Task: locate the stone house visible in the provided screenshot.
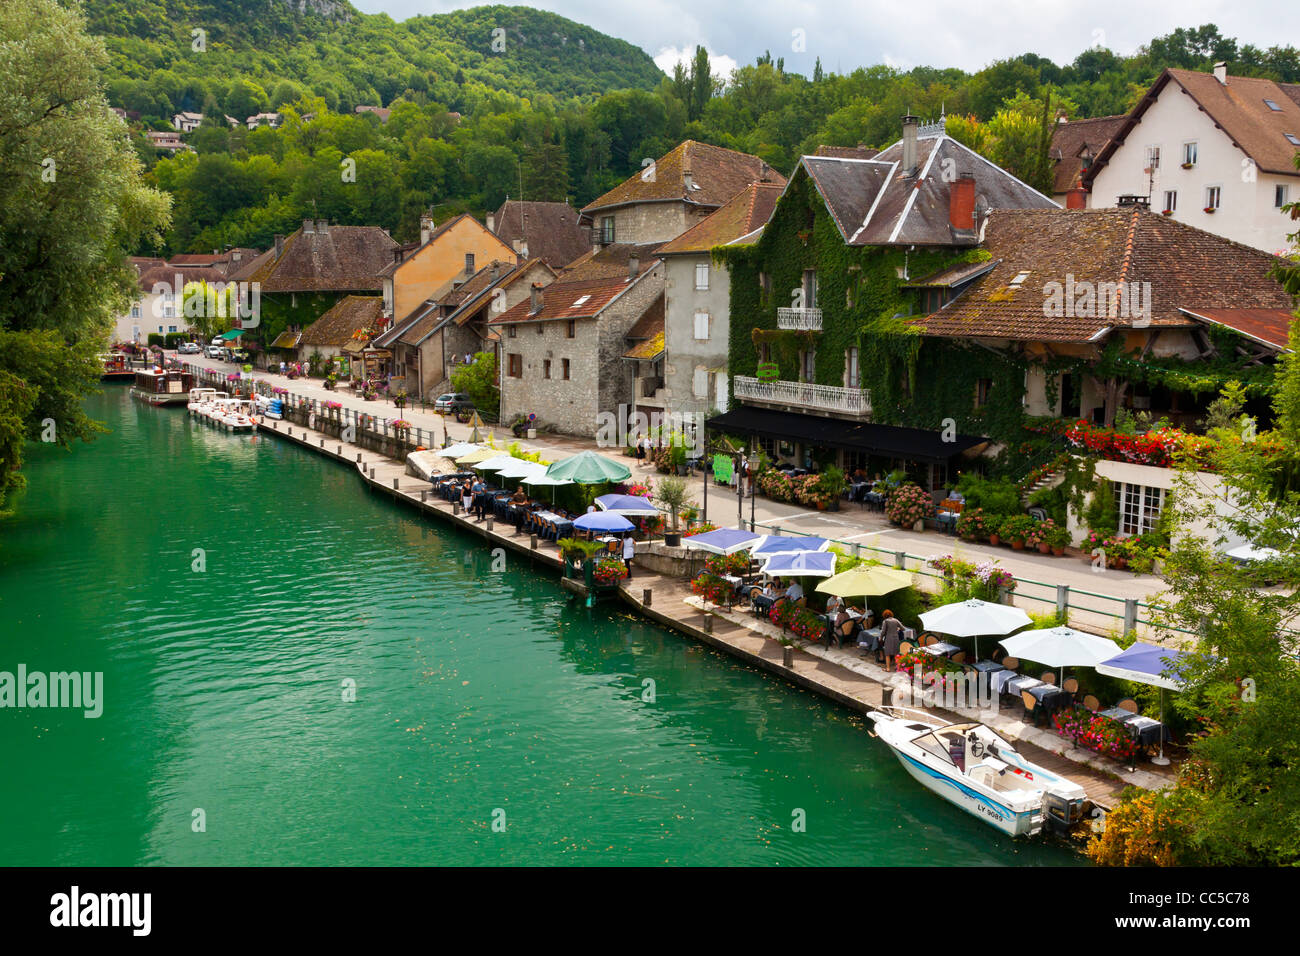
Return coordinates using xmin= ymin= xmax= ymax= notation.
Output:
xmin=488 ymin=259 xmax=665 ymax=436
xmin=651 ymin=180 xmax=784 ymax=429
xmin=298 ymin=296 xmax=385 ymax=366
xmin=579 ymin=139 xmax=785 ymax=247
xmin=375 ymin=258 xmax=554 ymax=399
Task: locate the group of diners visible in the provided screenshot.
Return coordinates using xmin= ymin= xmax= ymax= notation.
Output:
xmin=428 ymin=471 xmax=580 ymax=537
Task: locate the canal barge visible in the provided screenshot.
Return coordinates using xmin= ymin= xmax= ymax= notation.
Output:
xmin=867 ymin=707 xmax=1087 ymax=837
xmin=131 ymin=368 xmax=193 ymax=406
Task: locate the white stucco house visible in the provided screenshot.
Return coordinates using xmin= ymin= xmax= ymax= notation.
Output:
xmin=1084 ymin=64 xmax=1300 ymax=255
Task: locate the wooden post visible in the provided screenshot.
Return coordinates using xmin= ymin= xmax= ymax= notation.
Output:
xmin=454 ymin=501 xmax=461 ymax=515
xmin=421 ymin=490 xmax=427 ymax=502
xmin=486 ymin=517 xmax=494 ymax=532
xmin=369 ymin=466 xmax=376 ymax=479
xmin=703 ymin=614 xmax=713 ymax=634
xmin=643 ymin=588 xmax=652 ymax=606
xmin=356 ymin=453 xmax=362 ymax=463
xmin=530 ymin=534 xmax=538 ymax=549
xmin=392 ymin=478 xmax=399 ymax=490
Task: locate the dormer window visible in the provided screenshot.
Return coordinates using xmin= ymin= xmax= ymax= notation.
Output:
xmin=1009 ymin=270 xmax=1031 ymax=287
xmin=1286 ymin=133 xmax=1300 ymax=147
xmin=1265 ymin=99 xmax=1282 ymax=111
xmin=572 ymin=295 xmax=590 ymax=307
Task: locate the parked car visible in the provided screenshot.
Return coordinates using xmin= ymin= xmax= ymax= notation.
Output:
xmin=433 ymin=392 xmax=475 ymax=414
xmin=204 ymin=344 xmax=224 ymax=359
xmin=177 ymin=341 xmax=201 ymax=355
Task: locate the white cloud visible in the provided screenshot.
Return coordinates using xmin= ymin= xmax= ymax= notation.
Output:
xmin=653 ymin=46 xmax=740 ymax=82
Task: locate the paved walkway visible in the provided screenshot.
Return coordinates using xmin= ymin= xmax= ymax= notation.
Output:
xmin=182 ymin=354 xmax=1170 ymax=638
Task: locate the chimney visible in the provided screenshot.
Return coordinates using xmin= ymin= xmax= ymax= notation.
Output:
xmin=486 ymin=212 xmax=496 ymax=232
xmin=302 ymin=219 xmax=314 ymax=234
xmin=1213 ymin=61 xmax=1227 ymax=85
xmin=529 ymin=282 xmax=543 ymax=313
xmin=683 ymin=169 xmax=693 ymax=191
xmin=518 ymin=241 xmax=528 ymax=259
xmin=628 ymin=254 xmax=640 ymax=280
xmin=274 ymin=234 xmax=284 ymax=257
xmin=1066 ymin=183 xmax=1088 ymax=209
xmin=949 ymin=174 xmax=976 ymax=231
xmin=316 ymin=219 xmax=328 ymax=234
xmin=901 ymin=114 xmax=920 ymax=176
xmin=491 ymin=261 xmax=501 ymax=279
xmin=760 ymin=162 xmax=772 ymax=183
xmin=420 ymin=215 xmax=434 ymax=245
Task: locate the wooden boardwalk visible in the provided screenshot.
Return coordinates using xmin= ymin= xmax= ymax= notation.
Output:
xmin=257 ymin=415 xmax=1152 ymax=812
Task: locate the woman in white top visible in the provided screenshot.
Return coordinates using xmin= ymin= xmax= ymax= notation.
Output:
xmin=622 ymin=534 xmax=636 ymax=578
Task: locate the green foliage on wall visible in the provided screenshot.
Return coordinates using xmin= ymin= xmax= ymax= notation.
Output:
xmin=720 ymin=167 xmax=1028 ymax=444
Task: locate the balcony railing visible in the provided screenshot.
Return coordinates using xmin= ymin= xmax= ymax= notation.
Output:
xmin=734 ymin=375 xmax=872 ymax=418
xmin=777 ymin=307 xmax=823 ymax=331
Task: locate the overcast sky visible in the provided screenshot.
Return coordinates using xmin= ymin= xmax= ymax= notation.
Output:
xmin=353 ymin=1 xmax=1300 ymax=80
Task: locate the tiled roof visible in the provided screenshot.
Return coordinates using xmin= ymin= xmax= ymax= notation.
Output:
xmin=1086 ymin=69 xmax=1300 ymax=182
xmin=442 ymin=259 xmax=554 ymax=332
xmin=623 ymin=294 xmax=665 ymax=359
xmin=487 ymin=275 xmax=638 ymax=325
xmin=814 ymin=144 xmax=880 ymax=160
xmin=656 ymin=182 xmax=784 ymax=255
xmin=229 ymin=225 xmax=398 ymax=292
xmin=581 ymin=140 xmax=786 ymax=215
xmin=299 ymin=296 xmax=384 ymax=347
xmin=802 ymin=133 xmax=1058 ymax=249
xmin=913 ymin=208 xmax=1293 ymax=343
xmin=902 ymin=259 xmax=999 ymax=288
xmin=268 ymin=330 xmax=302 ymax=350
xmin=136 ymin=264 xmax=226 ymax=292
xmin=1049 ymin=115 xmax=1126 ymax=194
xmin=492 ymin=200 xmax=591 ymax=268
xmin=557 ymin=242 xmax=663 ymax=282
xmin=1180 ymin=308 xmax=1296 ymax=351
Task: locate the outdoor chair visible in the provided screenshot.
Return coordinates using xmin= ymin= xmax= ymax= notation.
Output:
xmin=919 ymin=633 xmax=935 ymax=647
xmin=1063 ymin=677 xmax=1079 ymax=697
xmin=1040 ymin=672 xmax=1056 ymax=685
xmin=1021 ymin=690 xmax=1044 ymax=727
xmin=1001 ymin=657 xmax=1020 ymax=671
xmin=1117 ymin=698 xmax=1139 ymax=714
xmin=991 ymin=647 xmax=1006 ymax=663
xmin=950 ymin=651 xmax=966 ymax=664
xmin=898 ymin=641 xmax=913 ymax=656
xmin=1083 ymin=694 xmax=1101 ymax=712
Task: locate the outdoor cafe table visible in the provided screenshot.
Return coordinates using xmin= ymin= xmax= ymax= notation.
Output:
xmin=1026 ymin=683 xmax=1070 ymax=713
xmin=529 ymin=511 xmax=573 ymax=539
xmin=993 ymin=672 xmax=1042 ymax=697
xmin=858 ymin=625 xmax=883 ymax=651
xmin=919 ymin=641 xmax=961 ymax=657
xmin=968 ymin=660 xmax=1006 ymax=675
xmin=1099 ymin=707 xmax=1168 ymax=748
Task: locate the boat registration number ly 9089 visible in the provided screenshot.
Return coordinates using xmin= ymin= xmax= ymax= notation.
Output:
xmin=975 ymin=803 xmax=1004 ymax=822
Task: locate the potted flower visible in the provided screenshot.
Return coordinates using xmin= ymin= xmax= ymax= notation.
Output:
xmin=393 ymin=389 xmax=407 ymax=411
xmin=1161 ymin=208 xmax=1173 ymax=216
xmin=818 ymin=465 xmax=847 ymax=512
xmin=1000 ymin=515 xmax=1036 ymax=550
xmin=593 ymin=556 xmax=629 ymax=587
xmin=986 ymin=514 xmax=1004 ymax=547
xmin=642 ymin=514 xmax=665 ymax=540
xmin=885 ymin=483 xmax=933 ymax=530
xmin=956 ymin=507 xmax=988 ymax=542
xmin=680 ymin=501 xmax=700 ymax=529
xmin=1203 ymin=206 xmax=1216 ymax=214
xmin=1045 ymin=523 xmax=1071 ymax=556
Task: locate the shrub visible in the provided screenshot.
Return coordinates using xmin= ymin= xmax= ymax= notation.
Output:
xmin=999 ymin=514 xmax=1036 ymax=543
xmin=955 ymin=474 xmax=1022 ymax=515
xmin=593 ymin=557 xmax=629 ymax=586
xmin=956 ymin=507 xmax=991 ymax=540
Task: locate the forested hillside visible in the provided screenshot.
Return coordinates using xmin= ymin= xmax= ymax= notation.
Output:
xmin=89 ymin=1 xmax=666 ymax=116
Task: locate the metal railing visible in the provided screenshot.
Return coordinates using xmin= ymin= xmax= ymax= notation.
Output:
xmin=776 ymin=307 xmax=823 ymax=331
xmin=733 ymin=375 xmax=872 ymax=417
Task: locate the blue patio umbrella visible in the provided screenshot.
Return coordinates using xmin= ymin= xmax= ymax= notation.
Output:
xmin=761 ymin=551 xmax=837 ymax=578
xmin=752 ymin=534 xmax=830 ymax=557
xmin=681 ymin=527 xmax=763 ymax=555
xmin=1096 ymin=642 xmax=1194 ymax=766
xmin=573 ymin=511 xmax=635 ymax=533
xmin=595 ymin=494 xmax=660 ymax=516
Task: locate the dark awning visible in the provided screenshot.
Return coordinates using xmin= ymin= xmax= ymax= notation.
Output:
xmin=705 ymin=406 xmax=987 ymax=463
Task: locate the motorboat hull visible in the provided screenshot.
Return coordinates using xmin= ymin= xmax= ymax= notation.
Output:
xmin=886 ymin=746 xmax=1039 ymax=837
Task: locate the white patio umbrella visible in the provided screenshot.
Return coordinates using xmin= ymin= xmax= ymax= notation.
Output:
xmin=999 ymin=627 xmax=1122 ymax=685
xmin=521 ymin=471 xmax=574 ymax=504
xmin=495 ymin=459 xmax=548 ymax=479
xmin=919 ymin=599 xmax=1032 ymax=661
xmin=440 ymin=442 xmax=481 ymax=459
xmin=473 ymin=454 xmax=519 ymax=472
xmin=1224 ymin=543 xmax=1281 ymax=563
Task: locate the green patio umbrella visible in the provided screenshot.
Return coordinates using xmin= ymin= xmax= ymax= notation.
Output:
xmin=544 ymin=450 xmax=631 ymax=484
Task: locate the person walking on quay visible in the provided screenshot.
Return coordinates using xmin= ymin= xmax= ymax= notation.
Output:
xmin=622 ymin=533 xmax=636 ymax=579
xmin=460 ymin=479 xmax=473 ymax=516
xmin=880 ymin=610 xmax=903 ymax=672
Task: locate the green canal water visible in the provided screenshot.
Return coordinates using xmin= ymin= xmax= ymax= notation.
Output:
xmin=0 ymin=389 xmax=1081 ymax=866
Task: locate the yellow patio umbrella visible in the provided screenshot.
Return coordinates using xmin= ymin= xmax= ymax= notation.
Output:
xmin=815 ymin=564 xmax=914 ymax=598
xmin=456 ymin=446 xmax=499 ymax=465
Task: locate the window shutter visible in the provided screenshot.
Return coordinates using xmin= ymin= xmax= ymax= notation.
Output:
xmin=694 ymin=312 xmax=710 ymax=340
xmin=693 ymin=367 xmax=708 ymax=398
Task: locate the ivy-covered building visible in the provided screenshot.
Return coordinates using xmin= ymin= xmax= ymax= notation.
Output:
xmin=713 ymin=116 xmax=1059 ymax=487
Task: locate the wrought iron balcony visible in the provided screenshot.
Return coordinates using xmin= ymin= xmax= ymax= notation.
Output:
xmin=776 ymin=307 xmax=823 ymax=331
xmin=733 ymin=375 xmax=872 ymax=419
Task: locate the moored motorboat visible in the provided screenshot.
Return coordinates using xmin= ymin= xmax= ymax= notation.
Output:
xmin=866 ymin=707 xmax=1086 ymax=837
xmin=187 ymin=388 xmax=217 ymax=415
xmin=99 ymin=352 xmax=134 ymax=382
